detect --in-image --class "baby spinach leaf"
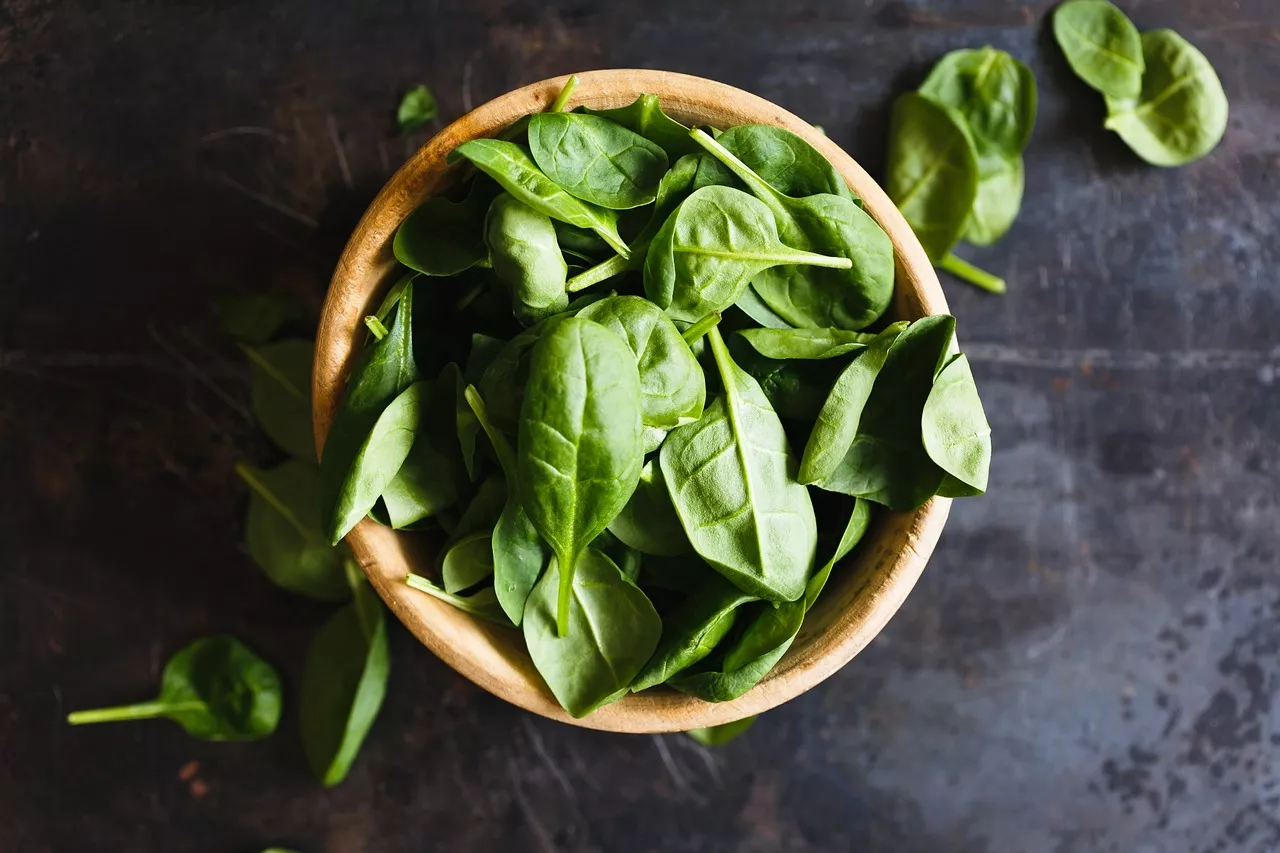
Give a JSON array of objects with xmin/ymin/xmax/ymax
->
[
  {"xmin": 529, "ymin": 112, "xmax": 670, "ymax": 210},
  {"xmin": 553, "ymin": 220, "xmax": 613, "ymax": 260},
  {"xmin": 464, "ymin": 334, "xmax": 506, "ymax": 384},
  {"xmin": 737, "ymin": 327, "xmax": 875, "ymax": 360},
  {"xmin": 448, "ymin": 474, "xmax": 507, "ymax": 544},
  {"xmin": 476, "ymin": 323, "xmax": 545, "ymax": 434},
  {"xmin": 1052, "ymin": 0, "xmax": 1144, "ymax": 99},
  {"xmin": 660, "ymin": 328, "xmax": 817, "ymax": 603},
  {"xmin": 397, "ymin": 83, "xmax": 438, "ymax": 132},
  {"xmin": 217, "ymin": 293, "xmax": 308, "ymax": 345},
  {"xmin": 244, "ymin": 339, "xmax": 315, "ymax": 459},
  {"xmin": 581, "ymin": 94, "xmax": 703, "ymax": 161},
  {"xmin": 714, "ymin": 124, "xmax": 855, "ymax": 200},
  {"xmin": 643, "ymin": 185, "xmax": 853, "ymax": 324},
  {"xmin": 484, "ymin": 193, "xmax": 570, "ymax": 321},
  {"xmin": 693, "ymin": 129, "xmax": 893, "ymax": 331},
  {"xmin": 608, "ymin": 459, "xmax": 691, "ymax": 557},
  {"xmin": 450, "ymin": 139, "xmax": 630, "ymax": 257},
  {"xmin": 66, "ymin": 636, "xmax": 282, "ymax": 740},
  {"xmin": 517, "ymin": 317, "xmax": 644, "ymax": 635},
  {"xmin": 885, "ymin": 93, "xmax": 978, "ymax": 263},
  {"xmin": 686, "ymin": 716, "xmax": 757, "ymax": 746},
  {"xmin": 300, "ymin": 576, "xmax": 389, "ymax": 786},
  {"xmin": 734, "ymin": 286, "xmax": 792, "ymax": 329},
  {"xmin": 799, "ymin": 322, "xmax": 907, "ymax": 485},
  {"xmin": 320, "ymin": 282, "xmax": 419, "ymax": 543},
  {"xmin": 922, "ymin": 353, "xmax": 991, "ymax": 494},
  {"xmin": 394, "ymin": 180, "xmax": 496, "ymax": 277},
  {"xmin": 1103, "ymin": 29, "xmax": 1228, "ymax": 167},
  {"xmin": 405, "ymin": 573, "xmax": 511, "ymax": 625},
  {"xmin": 803, "ymin": 496, "xmax": 872, "ymax": 611},
  {"xmin": 522, "ymin": 549, "xmax": 662, "ymax": 717},
  {"xmin": 727, "ymin": 340, "xmax": 838, "ymax": 424},
  {"xmin": 631, "ymin": 574, "xmax": 757, "ymax": 691},
  {"xmin": 919, "ymin": 47, "xmax": 1037, "ymax": 159},
  {"xmin": 381, "ymin": 373, "xmax": 464, "ymax": 530},
  {"xmin": 464, "ymin": 385, "xmax": 548, "ymax": 625},
  {"xmin": 577, "ymin": 295, "xmax": 705, "ymax": 430},
  {"xmin": 237, "ymin": 460, "xmax": 350, "ymax": 602},
  {"xmin": 442, "ymin": 530, "xmax": 496, "ymax": 593},
  {"xmin": 819, "ymin": 315, "xmax": 955, "ymax": 510},
  {"xmin": 964, "ymin": 153, "xmax": 1024, "ymax": 246}
]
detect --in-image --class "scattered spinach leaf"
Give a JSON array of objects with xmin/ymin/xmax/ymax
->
[
  {"xmin": 1052, "ymin": 0, "xmax": 1144, "ymax": 99},
  {"xmin": 686, "ymin": 716, "xmax": 757, "ymax": 746},
  {"xmin": 397, "ymin": 84, "xmax": 438, "ymax": 132}
]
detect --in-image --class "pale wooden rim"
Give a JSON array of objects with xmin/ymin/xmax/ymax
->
[{"xmin": 314, "ymin": 70, "xmax": 951, "ymax": 733}]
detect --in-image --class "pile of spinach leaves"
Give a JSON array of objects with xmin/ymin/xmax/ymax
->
[{"xmin": 324, "ymin": 77, "xmax": 993, "ymax": 721}]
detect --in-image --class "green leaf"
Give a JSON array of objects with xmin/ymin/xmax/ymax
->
[
  {"xmin": 686, "ymin": 715, "xmax": 757, "ymax": 746},
  {"xmin": 244, "ymin": 339, "xmax": 315, "ymax": 458},
  {"xmin": 577, "ymin": 294, "xmax": 705, "ymax": 430},
  {"xmin": 404, "ymin": 573, "xmax": 512, "ymax": 625},
  {"xmin": 737, "ymin": 327, "xmax": 875, "ymax": 360},
  {"xmin": 217, "ymin": 293, "xmax": 308, "ymax": 345},
  {"xmin": 608, "ymin": 459, "xmax": 691, "ymax": 557},
  {"xmin": 442, "ymin": 530, "xmax": 496, "ymax": 593},
  {"xmin": 237, "ymin": 459, "xmax": 350, "ymax": 602},
  {"xmin": 643, "ymin": 185, "xmax": 853, "ymax": 324},
  {"xmin": 450, "ymin": 139, "xmax": 630, "ymax": 257},
  {"xmin": 964, "ymin": 153, "xmax": 1024, "ymax": 246},
  {"xmin": 919, "ymin": 47, "xmax": 1038, "ymax": 159},
  {"xmin": 529, "ymin": 112, "xmax": 670, "ymax": 210},
  {"xmin": 631, "ymin": 574, "xmax": 756, "ymax": 691},
  {"xmin": 517, "ymin": 317, "xmax": 644, "ymax": 635},
  {"xmin": 884, "ymin": 93, "xmax": 978, "ymax": 263},
  {"xmin": 320, "ymin": 282, "xmax": 420, "ymax": 543},
  {"xmin": 484, "ymin": 192, "xmax": 570, "ymax": 321},
  {"xmin": 660, "ymin": 328, "xmax": 817, "ymax": 602},
  {"xmin": 397, "ymin": 84, "xmax": 438, "ymax": 132},
  {"xmin": 523, "ymin": 549, "xmax": 661, "ymax": 717},
  {"xmin": 394, "ymin": 181, "xmax": 496, "ymax": 276},
  {"xmin": 713, "ymin": 124, "xmax": 856, "ymax": 200},
  {"xmin": 1052, "ymin": 0, "xmax": 1144, "ymax": 99},
  {"xmin": 67, "ymin": 636, "xmax": 281, "ymax": 740},
  {"xmin": 922, "ymin": 354, "xmax": 991, "ymax": 494},
  {"xmin": 580, "ymin": 94, "xmax": 704, "ymax": 161},
  {"xmin": 1103, "ymin": 29, "xmax": 1228, "ymax": 167},
  {"xmin": 300, "ymin": 579, "xmax": 390, "ymax": 786}
]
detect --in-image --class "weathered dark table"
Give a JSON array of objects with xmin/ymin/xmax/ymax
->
[{"xmin": 3, "ymin": 1, "xmax": 1277, "ymax": 850}]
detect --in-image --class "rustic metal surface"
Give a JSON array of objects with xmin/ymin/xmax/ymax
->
[{"xmin": 2, "ymin": 1, "xmax": 1277, "ymax": 850}]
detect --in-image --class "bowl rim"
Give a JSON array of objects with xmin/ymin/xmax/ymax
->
[{"xmin": 313, "ymin": 69, "xmax": 951, "ymax": 733}]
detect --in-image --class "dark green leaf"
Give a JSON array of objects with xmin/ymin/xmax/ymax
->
[
  {"xmin": 608, "ymin": 459, "xmax": 691, "ymax": 557},
  {"xmin": 714, "ymin": 124, "xmax": 855, "ymax": 199},
  {"xmin": 737, "ymin": 327, "xmax": 875, "ymax": 360},
  {"xmin": 217, "ymin": 293, "xmax": 308, "ymax": 345},
  {"xmin": 581, "ymin": 94, "xmax": 703, "ymax": 161},
  {"xmin": 484, "ymin": 192, "xmax": 569, "ymax": 320},
  {"xmin": 394, "ymin": 181, "xmax": 496, "ymax": 276},
  {"xmin": 529, "ymin": 112, "xmax": 670, "ymax": 210},
  {"xmin": 919, "ymin": 47, "xmax": 1037, "ymax": 159},
  {"xmin": 922, "ymin": 353, "xmax": 991, "ymax": 494},
  {"xmin": 397, "ymin": 84, "xmax": 438, "ymax": 132},
  {"xmin": 632, "ymin": 574, "xmax": 756, "ymax": 691}
]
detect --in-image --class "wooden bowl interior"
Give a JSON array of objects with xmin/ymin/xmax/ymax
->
[{"xmin": 314, "ymin": 70, "xmax": 951, "ymax": 733}]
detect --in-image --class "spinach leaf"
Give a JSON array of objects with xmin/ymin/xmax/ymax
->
[
  {"xmin": 397, "ymin": 84, "xmax": 438, "ymax": 132},
  {"xmin": 217, "ymin": 293, "xmax": 308, "ymax": 345},
  {"xmin": 66, "ymin": 636, "xmax": 282, "ymax": 740},
  {"xmin": 819, "ymin": 315, "xmax": 955, "ymax": 510},
  {"xmin": 660, "ymin": 328, "xmax": 817, "ymax": 602},
  {"xmin": 799, "ymin": 322, "xmax": 907, "ymax": 485},
  {"xmin": 922, "ymin": 353, "xmax": 991, "ymax": 494},
  {"xmin": 804, "ymin": 497, "xmax": 873, "ymax": 610},
  {"xmin": 476, "ymin": 323, "xmax": 545, "ymax": 434},
  {"xmin": 320, "ymin": 282, "xmax": 419, "ymax": 543},
  {"xmin": 464, "ymin": 386, "xmax": 548, "ymax": 625},
  {"xmin": 484, "ymin": 192, "xmax": 569, "ymax": 321},
  {"xmin": 244, "ymin": 339, "xmax": 315, "ymax": 458},
  {"xmin": 1052, "ymin": 0, "xmax": 1144, "ymax": 99},
  {"xmin": 553, "ymin": 220, "xmax": 612, "ymax": 260},
  {"xmin": 737, "ymin": 327, "xmax": 875, "ymax": 360},
  {"xmin": 300, "ymin": 575, "xmax": 389, "ymax": 786},
  {"xmin": 405, "ymin": 573, "xmax": 511, "ymax": 625},
  {"xmin": 441, "ymin": 530, "xmax": 496, "ymax": 593},
  {"xmin": 381, "ymin": 372, "xmax": 464, "ymax": 530},
  {"xmin": 692, "ymin": 129, "xmax": 893, "ymax": 331},
  {"xmin": 608, "ymin": 459, "xmax": 691, "ymax": 557},
  {"xmin": 714, "ymin": 124, "xmax": 855, "ymax": 200},
  {"xmin": 643, "ymin": 185, "xmax": 853, "ymax": 324},
  {"xmin": 237, "ymin": 460, "xmax": 350, "ymax": 601},
  {"xmin": 686, "ymin": 716, "xmax": 757, "ymax": 746},
  {"xmin": 631, "ymin": 574, "xmax": 757, "ymax": 691},
  {"xmin": 522, "ymin": 549, "xmax": 661, "ymax": 717},
  {"xmin": 517, "ymin": 317, "xmax": 644, "ymax": 635},
  {"xmin": 450, "ymin": 139, "xmax": 630, "ymax": 257},
  {"xmin": 577, "ymin": 294, "xmax": 705, "ymax": 430},
  {"xmin": 581, "ymin": 94, "xmax": 704, "ymax": 161},
  {"xmin": 447, "ymin": 474, "xmax": 507, "ymax": 544},
  {"xmin": 465, "ymin": 334, "xmax": 506, "ymax": 384},
  {"xmin": 734, "ymin": 286, "xmax": 792, "ymax": 329},
  {"xmin": 885, "ymin": 93, "xmax": 978, "ymax": 263},
  {"xmin": 727, "ymin": 340, "xmax": 838, "ymax": 424},
  {"xmin": 529, "ymin": 112, "xmax": 670, "ymax": 210},
  {"xmin": 394, "ymin": 180, "xmax": 495, "ymax": 277},
  {"xmin": 1103, "ymin": 29, "xmax": 1228, "ymax": 167},
  {"xmin": 964, "ymin": 153, "xmax": 1024, "ymax": 247},
  {"xmin": 918, "ymin": 47, "xmax": 1037, "ymax": 159}
]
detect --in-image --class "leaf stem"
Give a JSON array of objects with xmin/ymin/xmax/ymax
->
[
  {"xmin": 566, "ymin": 253, "xmax": 631, "ymax": 292},
  {"xmin": 681, "ymin": 313, "xmax": 722, "ymax": 345},
  {"xmin": 463, "ymin": 385, "xmax": 517, "ymax": 478},
  {"xmin": 549, "ymin": 75, "xmax": 580, "ymax": 113},
  {"xmin": 938, "ymin": 253, "xmax": 1006, "ymax": 294},
  {"xmin": 556, "ymin": 553, "xmax": 574, "ymax": 638},
  {"xmin": 365, "ymin": 316, "xmax": 389, "ymax": 340},
  {"xmin": 456, "ymin": 280, "xmax": 487, "ymax": 311},
  {"xmin": 234, "ymin": 462, "xmax": 318, "ymax": 544},
  {"xmin": 67, "ymin": 700, "xmax": 201, "ymax": 725}
]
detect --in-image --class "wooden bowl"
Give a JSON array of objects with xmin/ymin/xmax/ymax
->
[{"xmin": 313, "ymin": 70, "xmax": 951, "ymax": 733}]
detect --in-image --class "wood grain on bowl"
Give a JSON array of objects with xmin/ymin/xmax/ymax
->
[{"xmin": 314, "ymin": 69, "xmax": 951, "ymax": 733}]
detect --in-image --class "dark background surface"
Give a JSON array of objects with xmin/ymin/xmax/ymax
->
[{"xmin": 2, "ymin": 1, "xmax": 1278, "ymax": 851}]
